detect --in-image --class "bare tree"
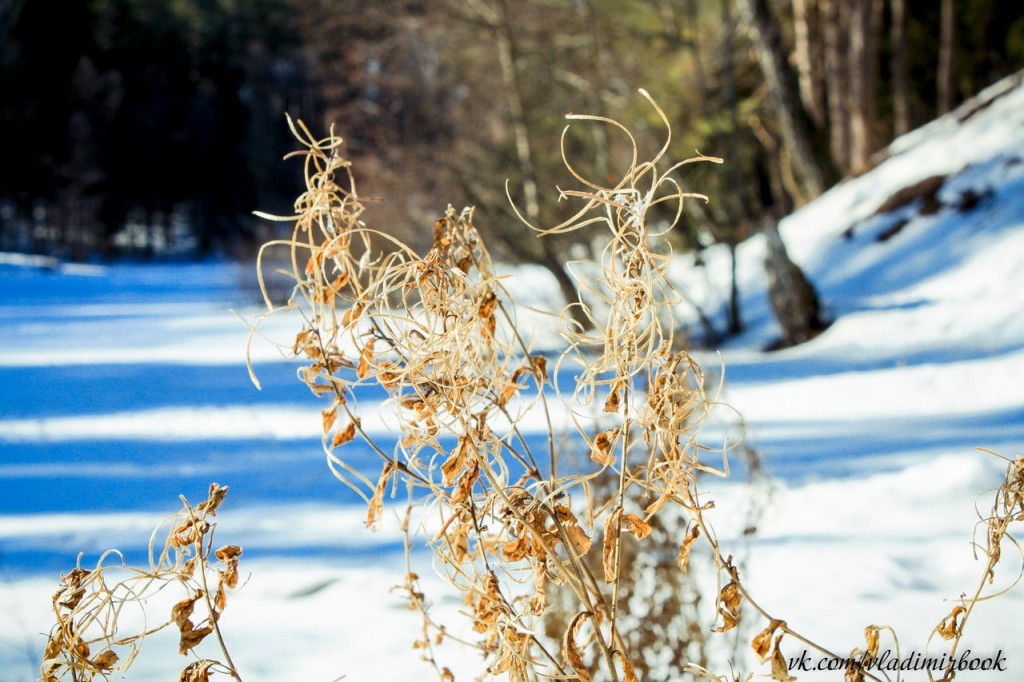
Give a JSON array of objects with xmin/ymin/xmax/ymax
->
[
  {"xmin": 822, "ymin": 0, "xmax": 851, "ymax": 174},
  {"xmin": 937, "ymin": 0, "xmax": 956, "ymax": 114},
  {"xmin": 890, "ymin": 0, "xmax": 911, "ymax": 135},
  {"xmin": 734, "ymin": 0, "xmax": 834, "ymax": 197},
  {"xmin": 791, "ymin": 0, "xmax": 825, "ymax": 128},
  {"xmin": 848, "ymin": 0, "xmax": 880, "ymax": 171}
]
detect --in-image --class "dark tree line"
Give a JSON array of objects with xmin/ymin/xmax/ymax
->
[{"xmin": 2, "ymin": 0, "xmax": 1022, "ymax": 339}]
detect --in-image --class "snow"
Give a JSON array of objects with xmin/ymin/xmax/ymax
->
[{"xmin": 4, "ymin": 72, "xmax": 1024, "ymax": 680}]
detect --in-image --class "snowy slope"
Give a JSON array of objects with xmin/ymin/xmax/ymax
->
[{"xmin": 3, "ymin": 72, "xmax": 1024, "ymax": 681}]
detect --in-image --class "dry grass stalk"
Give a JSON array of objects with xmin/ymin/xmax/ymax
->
[{"xmin": 41, "ymin": 484, "xmax": 243, "ymax": 682}]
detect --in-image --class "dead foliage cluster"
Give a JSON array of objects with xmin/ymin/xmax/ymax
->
[
  {"xmin": 243, "ymin": 98, "xmax": 1024, "ymax": 681},
  {"xmin": 41, "ymin": 484, "xmax": 244, "ymax": 682}
]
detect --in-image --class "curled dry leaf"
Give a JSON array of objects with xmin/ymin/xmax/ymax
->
[
  {"xmin": 769, "ymin": 633, "xmax": 796, "ymax": 682},
  {"xmin": 171, "ymin": 591, "xmax": 203, "ymax": 630},
  {"xmin": 195, "ymin": 483, "xmax": 229, "ymax": 516},
  {"xmin": 621, "ymin": 513, "xmax": 652, "ymax": 540},
  {"xmin": 179, "ymin": 660, "xmax": 214, "ymax": 682},
  {"xmin": 331, "ymin": 420, "xmax": 357, "ymax": 447},
  {"xmin": 554, "ymin": 504, "xmax": 592, "ymax": 555},
  {"xmin": 845, "ymin": 660, "xmax": 866, "ymax": 682},
  {"xmin": 442, "ymin": 437, "xmax": 471, "ymax": 487},
  {"xmin": 752, "ymin": 619, "xmax": 786, "ymax": 662},
  {"xmin": 357, "ymin": 338, "xmax": 375, "ymax": 379},
  {"xmin": 612, "ymin": 650, "xmax": 639, "ymax": 682},
  {"xmin": 450, "ymin": 459, "xmax": 479, "ymax": 507},
  {"xmin": 677, "ymin": 525, "xmax": 700, "ymax": 573},
  {"xmin": 863, "ymin": 624, "xmax": 880, "ymax": 659},
  {"xmin": 322, "ymin": 405, "xmax": 338, "ymax": 434},
  {"xmin": 92, "ymin": 649, "xmax": 119, "ymax": 670},
  {"xmin": 366, "ymin": 462, "xmax": 395, "ymax": 530},
  {"xmin": 178, "ymin": 626, "xmax": 214, "ymax": 655},
  {"xmin": 935, "ymin": 605, "xmax": 966, "ymax": 640},
  {"xmin": 562, "ymin": 611, "xmax": 593, "ymax": 682},
  {"xmin": 603, "ymin": 383, "xmax": 622, "ymax": 413},
  {"xmin": 591, "ymin": 428, "xmax": 619, "ymax": 467},
  {"xmin": 714, "ymin": 581, "xmax": 742, "ymax": 633},
  {"xmin": 603, "ymin": 507, "xmax": 622, "ymax": 584}
]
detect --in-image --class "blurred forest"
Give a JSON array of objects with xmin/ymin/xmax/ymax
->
[{"xmin": 2, "ymin": 0, "xmax": 1022, "ymax": 337}]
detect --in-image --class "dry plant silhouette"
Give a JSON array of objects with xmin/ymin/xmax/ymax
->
[
  {"xmin": 42, "ymin": 484, "xmax": 243, "ymax": 682},
  {"xmin": 41, "ymin": 93, "xmax": 1024, "ymax": 682}
]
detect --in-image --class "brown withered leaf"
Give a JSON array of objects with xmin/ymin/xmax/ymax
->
[
  {"xmin": 714, "ymin": 581, "xmax": 742, "ymax": 633},
  {"xmin": 450, "ymin": 521, "xmax": 471, "ymax": 563},
  {"xmin": 321, "ymin": 405, "xmax": 338, "ymax": 434},
  {"xmin": 179, "ymin": 660, "xmax": 214, "ymax": 682},
  {"xmin": 604, "ymin": 383, "xmax": 621, "ymax": 413},
  {"xmin": 441, "ymin": 667, "xmax": 455, "ymax": 682},
  {"xmin": 770, "ymin": 633, "xmax": 796, "ymax": 681},
  {"xmin": 562, "ymin": 612, "xmax": 593, "ymax": 682},
  {"xmin": 366, "ymin": 462, "xmax": 395, "ymax": 530},
  {"xmin": 846, "ymin": 660, "xmax": 866, "ymax": 682},
  {"xmin": 92, "ymin": 649, "xmax": 119, "ymax": 670},
  {"xmin": 181, "ymin": 556, "xmax": 198, "ymax": 581},
  {"xmin": 621, "ymin": 513, "xmax": 652, "ymax": 540},
  {"xmin": 591, "ymin": 428, "xmax": 618, "ymax": 466},
  {"xmin": 304, "ymin": 253, "xmax": 319, "ymax": 276},
  {"xmin": 555, "ymin": 504, "xmax": 592, "ymax": 555},
  {"xmin": 341, "ymin": 303, "xmax": 365, "ymax": 327},
  {"xmin": 497, "ymin": 382, "xmax": 518, "ymax": 409},
  {"xmin": 215, "ymin": 545, "xmax": 242, "ymax": 562},
  {"xmin": 602, "ymin": 507, "xmax": 622, "ymax": 584},
  {"xmin": 677, "ymin": 525, "xmax": 700, "ymax": 573},
  {"xmin": 292, "ymin": 328, "xmax": 313, "ymax": 356},
  {"xmin": 450, "ymin": 460, "xmax": 479, "ymax": 507},
  {"xmin": 529, "ymin": 355, "xmax": 548, "ymax": 383},
  {"xmin": 215, "ymin": 582, "xmax": 227, "ymax": 611},
  {"xmin": 171, "ymin": 592, "xmax": 203, "ymax": 629},
  {"xmin": 178, "ymin": 626, "xmax": 213, "ymax": 655},
  {"xmin": 378, "ymin": 362, "xmax": 401, "ymax": 389},
  {"xmin": 331, "ymin": 271, "xmax": 350, "ymax": 290},
  {"xmin": 864, "ymin": 624, "xmax": 880, "ymax": 659},
  {"xmin": 527, "ymin": 561, "xmax": 548, "ymax": 615},
  {"xmin": 477, "ymin": 291, "xmax": 498, "ymax": 338},
  {"xmin": 357, "ymin": 338, "xmax": 375, "ymax": 379},
  {"xmin": 612, "ymin": 650, "xmax": 639, "ymax": 682},
  {"xmin": 55, "ymin": 568, "xmax": 90, "ymax": 610},
  {"xmin": 510, "ymin": 365, "xmax": 532, "ymax": 384},
  {"xmin": 501, "ymin": 532, "xmax": 529, "ymax": 562},
  {"xmin": 752, "ymin": 619, "xmax": 786, "ymax": 662},
  {"xmin": 441, "ymin": 437, "xmax": 471, "ymax": 487},
  {"xmin": 935, "ymin": 605, "xmax": 966, "ymax": 640},
  {"xmin": 196, "ymin": 484, "xmax": 229, "ymax": 516},
  {"xmin": 332, "ymin": 420, "xmax": 357, "ymax": 447}
]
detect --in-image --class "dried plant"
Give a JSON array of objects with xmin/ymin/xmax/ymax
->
[
  {"xmin": 41, "ymin": 93, "xmax": 1024, "ymax": 682},
  {"xmin": 247, "ymin": 97, "xmax": 1024, "ymax": 682},
  {"xmin": 41, "ymin": 484, "xmax": 243, "ymax": 682}
]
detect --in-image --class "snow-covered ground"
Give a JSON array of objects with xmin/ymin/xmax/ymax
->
[{"xmin": 3, "ymin": 73, "xmax": 1024, "ymax": 681}]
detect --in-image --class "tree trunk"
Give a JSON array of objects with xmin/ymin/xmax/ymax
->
[
  {"xmin": 847, "ymin": 0, "xmax": 880, "ymax": 171},
  {"xmin": 735, "ymin": 0, "xmax": 834, "ymax": 198},
  {"xmin": 890, "ymin": 0, "xmax": 910, "ymax": 135},
  {"xmin": 822, "ymin": 0, "xmax": 850, "ymax": 174},
  {"xmin": 791, "ymin": 0, "xmax": 825, "ymax": 128},
  {"xmin": 727, "ymin": 241, "xmax": 742, "ymax": 335},
  {"xmin": 486, "ymin": 0, "xmax": 591, "ymax": 330},
  {"xmin": 762, "ymin": 221, "xmax": 823, "ymax": 347},
  {"xmin": 937, "ymin": 0, "xmax": 956, "ymax": 114}
]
